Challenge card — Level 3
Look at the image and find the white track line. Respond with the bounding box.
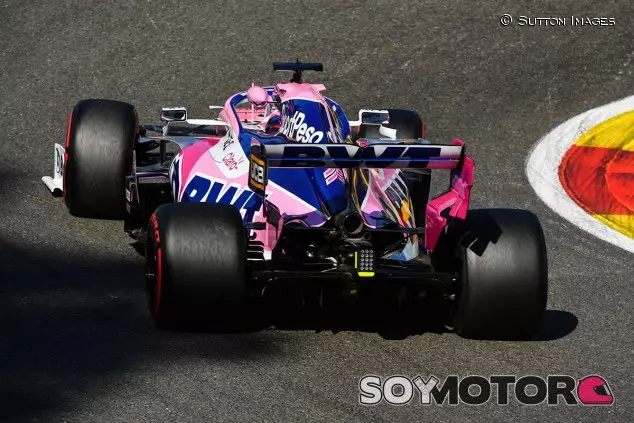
[526,95,634,254]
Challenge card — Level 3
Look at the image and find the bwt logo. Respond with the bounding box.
[359,374,614,406]
[181,173,266,223]
[265,144,443,168]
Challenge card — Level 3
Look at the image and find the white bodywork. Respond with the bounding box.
[347,109,390,126]
[349,109,397,138]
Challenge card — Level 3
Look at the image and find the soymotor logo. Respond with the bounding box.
[359,374,614,406]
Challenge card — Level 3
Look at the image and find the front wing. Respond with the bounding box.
[42,143,65,195]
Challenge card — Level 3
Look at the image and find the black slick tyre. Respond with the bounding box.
[454,209,548,340]
[64,99,136,218]
[145,202,249,331]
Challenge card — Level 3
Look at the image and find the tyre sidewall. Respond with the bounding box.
[147,203,249,329]
[454,209,548,339]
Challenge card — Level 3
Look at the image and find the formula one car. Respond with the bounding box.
[43,61,548,339]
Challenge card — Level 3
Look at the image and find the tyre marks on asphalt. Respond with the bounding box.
[526,95,634,253]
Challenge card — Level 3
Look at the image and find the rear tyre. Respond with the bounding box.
[145,202,250,331]
[64,99,137,218]
[453,209,548,340]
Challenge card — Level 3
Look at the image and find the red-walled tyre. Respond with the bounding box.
[145,202,249,331]
[64,99,136,218]
[453,209,548,340]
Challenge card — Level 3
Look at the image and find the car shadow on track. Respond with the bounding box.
[129,242,577,342]
[532,309,578,341]
[130,237,576,342]
[0,233,578,422]
[253,291,454,340]
[261,307,578,342]
[0,238,283,423]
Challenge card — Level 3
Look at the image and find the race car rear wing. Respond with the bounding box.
[250,139,463,170]
[247,138,474,252]
[248,138,465,195]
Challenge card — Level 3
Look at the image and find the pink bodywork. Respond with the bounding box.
[173,135,317,257]
[176,84,474,257]
[425,140,474,251]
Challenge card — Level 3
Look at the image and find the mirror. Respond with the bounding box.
[361,111,389,125]
[161,107,187,122]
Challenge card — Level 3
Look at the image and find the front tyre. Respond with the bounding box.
[453,209,548,340]
[145,202,250,331]
[64,99,137,218]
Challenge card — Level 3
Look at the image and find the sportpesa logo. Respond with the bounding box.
[279,111,334,143]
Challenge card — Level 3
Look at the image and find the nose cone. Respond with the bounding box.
[247,85,269,106]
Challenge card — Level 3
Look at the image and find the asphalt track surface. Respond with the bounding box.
[1,1,633,422]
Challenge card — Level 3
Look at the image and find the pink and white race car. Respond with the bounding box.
[43,61,548,338]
